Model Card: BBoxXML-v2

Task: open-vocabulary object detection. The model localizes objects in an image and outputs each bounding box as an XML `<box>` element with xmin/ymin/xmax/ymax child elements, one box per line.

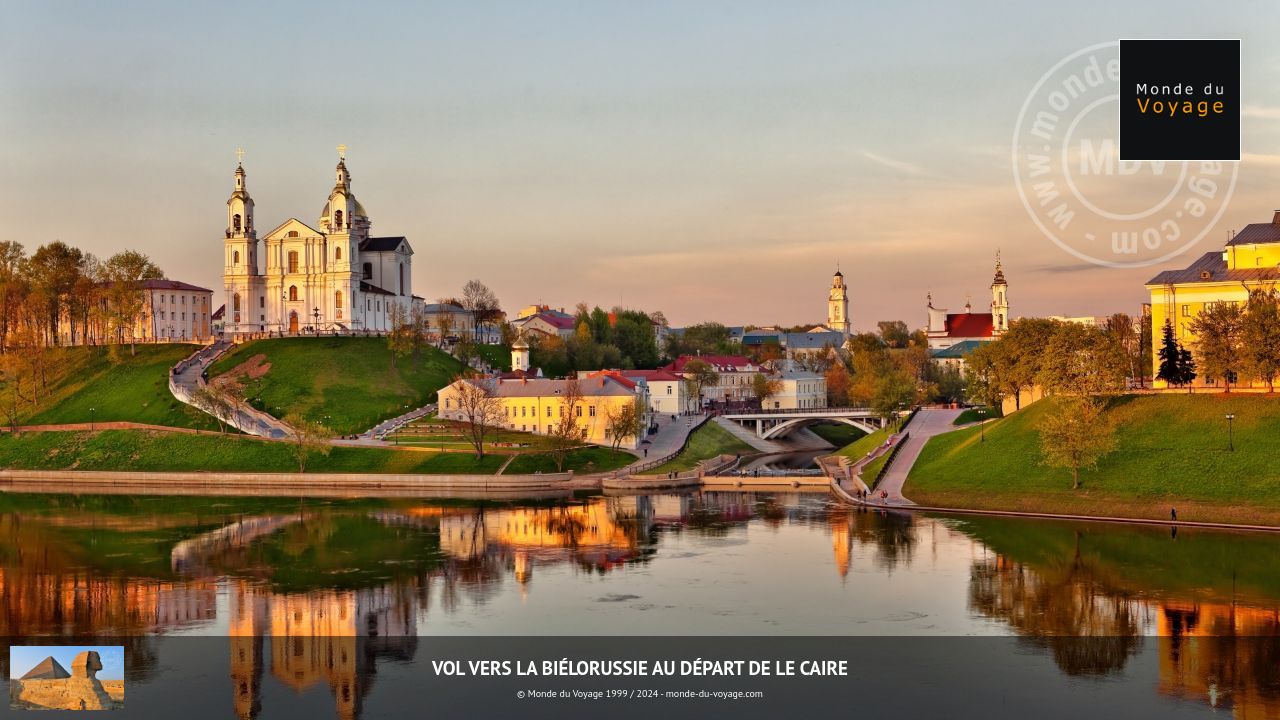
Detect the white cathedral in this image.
<box><xmin>222</xmin><ymin>150</ymin><xmax>415</xmax><ymax>336</ymax></box>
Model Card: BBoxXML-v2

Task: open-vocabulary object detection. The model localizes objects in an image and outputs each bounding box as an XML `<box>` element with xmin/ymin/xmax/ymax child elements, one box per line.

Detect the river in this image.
<box><xmin>3</xmin><ymin>489</ymin><xmax>1278</xmax><ymax>717</ymax></box>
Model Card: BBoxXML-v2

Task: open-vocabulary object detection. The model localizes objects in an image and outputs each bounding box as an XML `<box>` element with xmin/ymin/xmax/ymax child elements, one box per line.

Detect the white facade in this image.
<box><xmin>827</xmin><ymin>269</ymin><xmax>849</xmax><ymax>338</ymax></box>
<box><xmin>771</xmin><ymin>368</ymin><xmax>828</xmax><ymax>410</ymax></box>
<box><xmin>222</xmin><ymin>155</ymin><xmax>415</xmax><ymax>336</ymax></box>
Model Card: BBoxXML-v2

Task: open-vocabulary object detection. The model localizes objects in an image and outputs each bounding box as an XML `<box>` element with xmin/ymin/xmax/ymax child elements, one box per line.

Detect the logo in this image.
<box><xmin>1012</xmin><ymin>41</ymin><xmax>1238</xmax><ymax>268</ymax></box>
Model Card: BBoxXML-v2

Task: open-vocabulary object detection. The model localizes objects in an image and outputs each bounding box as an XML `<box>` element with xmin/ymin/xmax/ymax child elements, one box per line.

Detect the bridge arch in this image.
<box><xmin>760</xmin><ymin>416</ymin><xmax>881</xmax><ymax>440</ymax></box>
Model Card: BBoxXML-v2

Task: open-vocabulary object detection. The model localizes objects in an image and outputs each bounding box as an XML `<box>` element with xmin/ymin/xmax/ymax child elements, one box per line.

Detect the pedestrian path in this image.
<box><xmin>619</xmin><ymin>413</ymin><xmax>709</xmax><ymax>473</ymax></box>
<box><xmin>169</xmin><ymin>341</ymin><xmax>293</xmax><ymax>440</ymax></box>
<box><xmin>871</xmin><ymin>407</ymin><xmax>965</xmax><ymax>506</ymax></box>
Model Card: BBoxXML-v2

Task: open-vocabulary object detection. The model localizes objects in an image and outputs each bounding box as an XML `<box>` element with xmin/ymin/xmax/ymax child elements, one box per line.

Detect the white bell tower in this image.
<box><xmin>990</xmin><ymin>251</ymin><xmax>1009</xmax><ymax>335</ymax></box>
<box><xmin>827</xmin><ymin>268</ymin><xmax>850</xmax><ymax>338</ymax></box>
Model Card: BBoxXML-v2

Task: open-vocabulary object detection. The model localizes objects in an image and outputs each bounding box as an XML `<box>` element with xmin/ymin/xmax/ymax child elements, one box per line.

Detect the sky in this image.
<box><xmin>3</xmin><ymin>1</ymin><xmax>1280</xmax><ymax>329</ymax></box>
<box><xmin>10</xmin><ymin>645</ymin><xmax>125</xmax><ymax>681</ymax></box>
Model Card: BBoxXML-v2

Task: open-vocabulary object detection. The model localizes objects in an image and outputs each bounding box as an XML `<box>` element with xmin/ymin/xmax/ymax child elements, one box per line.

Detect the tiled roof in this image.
<box><xmin>621</xmin><ymin>369</ymin><xmax>683</xmax><ymax>382</ymax></box>
<box><xmin>783</xmin><ymin>331</ymin><xmax>844</xmax><ymax>349</ymax></box>
<box><xmin>359</xmin><ymin>236</ymin><xmax>408</xmax><ymax>252</ymax></box>
<box><xmin>664</xmin><ymin>355</ymin><xmax>758</xmax><ymax>373</ymax></box>
<box><xmin>140</xmin><ymin>279</ymin><xmax>213</xmax><ymax>293</ymax></box>
<box><xmin>930</xmin><ymin>339</ymin><xmax>989</xmax><ymax>359</ymax></box>
<box><xmin>360</xmin><ymin>281</ymin><xmax>395</xmax><ymax>296</ymax></box>
<box><xmin>1226</xmin><ymin>218</ymin><xmax>1280</xmax><ymax>246</ymax></box>
<box><xmin>943</xmin><ymin>313</ymin><xmax>994</xmax><ymax>339</ymax></box>
<box><xmin>211</xmin><ymin>304</ymin><xmax>225</xmax><ymax>320</ymax></box>
<box><xmin>1145</xmin><ymin>250</ymin><xmax>1280</xmax><ymax>285</ymax></box>
<box><xmin>473</xmin><ymin>375</ymin><xmax>637</xmax><ymax>398</ymax></box>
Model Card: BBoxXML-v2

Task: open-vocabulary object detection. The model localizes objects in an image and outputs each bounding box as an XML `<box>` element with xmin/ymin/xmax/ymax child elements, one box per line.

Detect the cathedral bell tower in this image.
<box><xmin>225</xmin><ymin>151</ymin><xmax>258</xmax><ymax>277</ymax></box>
<box><xmin>827</xmin><ymin>268</ymin><xmax>850</xmax><ymax>338</ymax></box>
<box><xmin>990</xmin><ymin>251</ymin><xmax>1009</xmax><ymax>335</ymax></box>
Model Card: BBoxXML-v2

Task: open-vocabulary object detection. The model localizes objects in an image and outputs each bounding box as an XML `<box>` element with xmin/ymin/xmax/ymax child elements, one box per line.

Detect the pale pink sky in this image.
<box><xmin>3</xmin><ymin>2</ymin><xmax>1279</xmax><ymax>329</ymax></box>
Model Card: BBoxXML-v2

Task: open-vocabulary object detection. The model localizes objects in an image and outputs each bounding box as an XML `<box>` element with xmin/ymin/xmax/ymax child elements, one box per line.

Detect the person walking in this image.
<box><xmin>1171</xmin><ymin>507</ymin><xmax>1177</xmax><ymax>522</ymax></box>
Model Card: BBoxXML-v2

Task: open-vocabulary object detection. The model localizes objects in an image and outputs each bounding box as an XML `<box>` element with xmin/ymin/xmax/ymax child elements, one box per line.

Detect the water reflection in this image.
<box><xmin>7</xmin><ymin>494</ymin><xmax>1280</xmax><ymax>717</ymax></box>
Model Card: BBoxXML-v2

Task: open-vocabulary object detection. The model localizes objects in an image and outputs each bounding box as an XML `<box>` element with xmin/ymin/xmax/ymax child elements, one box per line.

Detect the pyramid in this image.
<box><xmin>20</xmin><ymin>656</ymin><xmax>70</xmax><ymax>680</ymax></box>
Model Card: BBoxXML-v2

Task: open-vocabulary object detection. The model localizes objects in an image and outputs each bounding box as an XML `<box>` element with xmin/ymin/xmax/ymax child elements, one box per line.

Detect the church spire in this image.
<box><xmin>991</xmin><ymin>250</ymin><xmax>1008</xmax><ymax>335</ymax></box>
<box><xmin>227</xmin><ymin>149</ymin><xmax>254</xmax><ymax>239</ymax></box>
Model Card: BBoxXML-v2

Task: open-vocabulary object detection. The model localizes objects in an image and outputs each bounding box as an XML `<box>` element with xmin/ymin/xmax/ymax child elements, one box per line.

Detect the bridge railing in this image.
<box><xmin>722</xmin><ymin>406</ymin><xmax>876</xmax><ymax>417</ymax></box>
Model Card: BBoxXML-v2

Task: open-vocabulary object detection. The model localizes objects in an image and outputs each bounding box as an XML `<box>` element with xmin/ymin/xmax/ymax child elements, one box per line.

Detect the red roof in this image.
<box><xmin>944</xmin><ymin>313</ymin><xmax>994</xmax><ymax>339</ymax></box>
<box><xmin>664</xmin><ymin>355</ymin><xmax>757</xmax><ymax>373</ymax></box>
<box><xmin>622</xmin><ymin>369</ymin><xmax>682</xmax><ymax>382</ymax></box>
<box><xmin>582</xmin><ymin>370</ymin><xmax>638</xmax><ymax>390</ymax></box>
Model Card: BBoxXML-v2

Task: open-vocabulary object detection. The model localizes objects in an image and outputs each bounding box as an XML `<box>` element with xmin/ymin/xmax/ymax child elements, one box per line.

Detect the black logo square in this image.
<box><xmin>1119</xmin><ymin>39</ymin><xmax>1240</xmax><ymax>161</ymax></box>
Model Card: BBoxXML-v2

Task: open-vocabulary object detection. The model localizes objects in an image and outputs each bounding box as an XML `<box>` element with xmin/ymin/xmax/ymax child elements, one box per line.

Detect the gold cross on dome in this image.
<box><xmin>337</xmin><ymin>144</ymin><xmax>347</xmax><ymax>160</ymax></box>
<box><xmin>235</xmin><ymin>147</ymin><xmax>245</xmax><ymax>163</ymax></box>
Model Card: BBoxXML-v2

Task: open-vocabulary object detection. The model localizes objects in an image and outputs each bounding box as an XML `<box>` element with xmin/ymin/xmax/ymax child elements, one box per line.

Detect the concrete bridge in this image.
<box><xmin>721</xmin><ymin>407</ymin><xmax>884</xmax><ymax>439</ymax></box>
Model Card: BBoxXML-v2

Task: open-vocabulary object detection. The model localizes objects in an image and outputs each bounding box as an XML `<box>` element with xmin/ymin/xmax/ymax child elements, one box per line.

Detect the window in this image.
<box><xmin>259</xmin><ymin>296</ymin><xmax>264</xmax><ymax>308</ymax></box>
<box><xmin>232</xmin><ymin>293</ymin><xmax>241</xmax><ymax>312</ymax></box>
<box><xmin>334</xmin><ymin>290</ymin><xmax>343</xmax><ymax>309</ymax></box>
<box><xmin>289</xmin><ymin>286</ymin><xmax>298</xmax><ymax>301</ymax></box>
<box><xmin>336</xmin><ymin>246</ymin><xmax>342</xmax><ymax>261</ymax></box>
<box><xmin>589</xmin><ymin>406</ymin><xmax>596</xmax><ymax>417</ymax></box>
<box><xmin>233</xmin><ymin>250</ymin><xmax>240</xmax><ymax>265</ymax></box>
<box><xmin>575</xmin><ymin>406</ymin><xmax>582</xmax><ymax>417</ymax></box>
<box><xmin>362</xmin><ymin>262</ymin><xmax>372</xmax><ymax>280</ymax></box>
<box><xmin>546</xmin><ymin>406</ymin><xmax>552</xmax><ymax>417</ymax></box>
<box><xmin>399</xmin><ymin>263</ymin><xmax>405</xmax><ymax>295</ymax></box>
<box><xmin>288</xmin><ymin>251</ymin><xmax>299</xmax><ymax>273</ymax></box>
<box><xmin>1182</xmin><ymin>305</ymin><xmax>1190</xmax><ymax>317</ymax></box>
<box><xmin>334</xmin><ymin>209</ymin><xmax>343</xmax><ymax>228</ymax></box>
<box><xmin>232</xmin><ymin>214</ymin><xmax>241</xmax><ymax>232</ymax></box>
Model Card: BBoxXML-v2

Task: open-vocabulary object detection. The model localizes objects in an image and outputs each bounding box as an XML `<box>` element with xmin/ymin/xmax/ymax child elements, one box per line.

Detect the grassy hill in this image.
<box><xmin>207</xmin><ymin>337</ymin><xmax>462</xmax><ymax>435</ymax></box>
<box><xmin>19</xmin><ymin>344</ymin><xmax>217</xmax><ymax>430</ymax></box>
<box><xmin>649</xmin><ymin>421</ymin><xmax>755</xmax><ymax>473</ymax></box>
<box><xmin>909</xmin><ymin>394</ymin><xmax>1280</xmax><ymax>525</ymax></box>
<box><xmin>0</xmin><ymin>430</ymin><xmax>506</xmax><ymax>474</ymax></box>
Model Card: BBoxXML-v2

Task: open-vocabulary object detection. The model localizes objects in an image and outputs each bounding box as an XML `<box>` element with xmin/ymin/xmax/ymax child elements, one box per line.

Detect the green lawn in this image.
<box><xmin>207</xmin><ymin>337</ymin><xmax>462</xmax><ymax>434</ymax></box>
<box><xmin>20</xmin><ymin>344</ymin><xmax>219</xmax><ymax>430</ymax></box>
<box><xmin>834</xmin><ymin>426</ymin><xmax>890</xmax><ymax>460</ymax></box>
<box><xmin>470</xmin><ymin>343</ymin><xmax>511</xmax><ymax>372</ymax></box>
<box><xmin>909</xmin><ymin>394</ymin><xmax>1280</xmax><ymax>525</ymax></box>
<box><xmin>0</xmin><ymin>430</ymin><xmax>505</xmax><ymax>474</ymax></box>
<box><xmin>503</xmin><ymin>446</ymin><xmax>633</xmax><ymax>474</ymax></box>
<box><xmin>809</xmin><ymin>422</ymin><xmax>866</xmax><ymax>447</ymax></box>
<box><xmin>861</xmin><ymin>451</ymin><xmax>891</xmax><ymax>486</ymax></box>
<box><xmin>953</xmin><ymin>406</ymin><xmax>1000</xmax><ymax>425</ymax></box>
<box><xmin>648</xmin><ymin>421</ymin><xmax>755</xmax><ymax>473</ymax></box>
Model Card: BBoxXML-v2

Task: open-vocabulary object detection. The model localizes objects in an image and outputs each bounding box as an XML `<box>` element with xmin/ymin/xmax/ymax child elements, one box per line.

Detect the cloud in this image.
<box><xmin>860</xmin><ymin>150</ymin><xmax>932</xmax><ymax>177</ymax></box>
<box><xmin>1244</xmin><ymin>105</ymin><xmax>1280</xmax><ymax>120</ymax></box>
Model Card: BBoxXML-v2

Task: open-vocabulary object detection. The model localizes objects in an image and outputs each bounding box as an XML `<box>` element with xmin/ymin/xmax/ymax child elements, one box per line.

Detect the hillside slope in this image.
<box><xmin>207</xmin><ymin>337</ymin><xmax>462</xmax><ymax>435</ymax></box>
<box><xmin>909</xmin><ymin>394</ymin><xmax>1280</xmax><ymax>524</ymax></box>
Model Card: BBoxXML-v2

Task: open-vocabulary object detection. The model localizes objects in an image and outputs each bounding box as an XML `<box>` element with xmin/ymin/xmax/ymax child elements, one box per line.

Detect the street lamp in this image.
<box><xmin>1226</xmin><ymin>413</ymin><xmax>1236</xmax><ymax>452</ymax></box>
<box><xmin>312</xmin><ymin>307</ymin><xmax>321</xmax><ymax>333</ymax></box>
<box><xmin>978</xmin><ymin>408</ymin><xmax>987</xmax><ymax>443</ymax></box>
<box><xmin>89</xmin><ymin>407</ymin><xmax>95</xmax><ymax>432</ymax></box>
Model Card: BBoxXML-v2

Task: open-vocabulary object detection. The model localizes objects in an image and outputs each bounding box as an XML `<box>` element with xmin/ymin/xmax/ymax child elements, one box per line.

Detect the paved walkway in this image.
<box><xmin>170</xmin><ymin>342</ymin><xmax>292</xmax><ymax>440</ymax></box>
<box><xmin>874</xmin><ymin>407</ymin><xmax>965</xmax><ymax>506</ymax></box>
<box><xmin>620</xmin><ymin>413</ymin><xmax>708</xmax><ymax>473</ymax></box>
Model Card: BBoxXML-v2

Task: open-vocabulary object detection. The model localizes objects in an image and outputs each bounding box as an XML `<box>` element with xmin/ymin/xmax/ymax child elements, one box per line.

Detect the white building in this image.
<box><xmin>771</xmin><ymin>364</ymin><xmax>828</xmax><ymax>410</ymax></box>
<box><xmin>223</xmin><ymin>150</ymin><xmax>415</xmax><ymax>337</ymax></box>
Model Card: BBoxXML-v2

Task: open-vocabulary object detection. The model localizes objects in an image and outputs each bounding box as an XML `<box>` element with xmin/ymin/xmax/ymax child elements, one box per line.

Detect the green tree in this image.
<box><xmin>1241</xmin><ymin>288</ymin><xmax>1280</xmax><ymax>391</ymax></box>
<box><xmin>1189</xmin><ymin>301</ymin><xmax>1245</xmax><ymax>391</ymax></box>
<box><xmin>1037</xmin><ymin>322</ymin><xmax>1127</xmax><ymax>397</ymax></box>
<box><xmin>1156</xmin><ymin>318</ymin><xmax>1181</xmax><ymax>386</ymax></box>
<box><xmin>284</xmin><ymin>412</ymin><xmax>332</xmax><ymax>472</ymax></box>
<box><xmin>102</xmin><ymin>250</ymin><xmax>164</xmax><ymax>353</ymax></box>
<box><xmin>681</xmin><ymin>359</ymin><xmax>719</xmax><ymax>412</ymax></box>
<box><xmin>1038</xmin><ymin>396</ymin><xmax>1115</xmax><ymax>490</ymax></box>
<box><xmin>877</xmin><ymin>320</ymin><xmax>910</xmax><ymax>348</ymax></box>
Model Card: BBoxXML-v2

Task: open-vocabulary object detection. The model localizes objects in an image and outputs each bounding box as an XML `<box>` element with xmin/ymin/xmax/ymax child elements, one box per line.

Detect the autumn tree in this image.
<box><xmin>1241</xmin><ymin>288</ymin><xmax>1280</xmax><ymax>391</ymax></box>
<box><xmin>824</xmin><ymin>362</ymin><xmax>851</xmax><ymax>406</ymax></box>
<box><xmin>284</xmin><ymin>412</ymin><xmax>332</xmax><ymax>472</ymax></box>
<box><xmin>102</xmin><ymin>250</ymin><xmax>163</xmax><ymax>354</ymax></box>
<box><xmin>1190</xmin><ymin>301</ymin><xmax>1245</xmax><ymax>391</ymax></box>
<box><xmin>452</xmin><ymin>375</ymin><xmax>504</xmax><ymax>458</ymax></box>
<box><xmin>749</xmin><ymin>372</ymin><xmax>783</xmax><ymax>406</ymax></box>
<box><xmin>460</xmin><ymin>279</ymin><xmax>503</xmax><ymax>326</ymax></box>
<box><xmin>604</xmin><ymin>397</ymin><xmax>644</xmax><ymax>451</ymax></box>
<box><xmin>1039</xmin><ymin>396</ymin><xmax>1115</xmax><ymax>489</ymax></box>
<box><xmin>1037</xmin><ymin>322</ymin><xmax>1127</xmax><ymax>397</ymax></box>
<box><xmin>547</xmin><ymin>376</ymin><xmax>585</xmax><ymax>471</ymax></box>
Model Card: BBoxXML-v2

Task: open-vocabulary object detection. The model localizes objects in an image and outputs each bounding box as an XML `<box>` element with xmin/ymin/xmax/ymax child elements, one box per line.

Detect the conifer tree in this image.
<box><xmin>1156</xmin><ymin>319</ymin><xmax>1181</xmax><ymax>385</ymax></box>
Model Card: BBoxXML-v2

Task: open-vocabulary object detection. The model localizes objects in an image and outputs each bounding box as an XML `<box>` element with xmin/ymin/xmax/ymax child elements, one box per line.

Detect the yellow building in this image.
<box><xmin>1145</xmin><ymin>210</ymin><xmax>1280</xmax><ymax>389</ymax></box>
<box><xmin>437</xmin><ymin>372</ymin><xmax>648</xmax><ymax>450</ymax></box>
